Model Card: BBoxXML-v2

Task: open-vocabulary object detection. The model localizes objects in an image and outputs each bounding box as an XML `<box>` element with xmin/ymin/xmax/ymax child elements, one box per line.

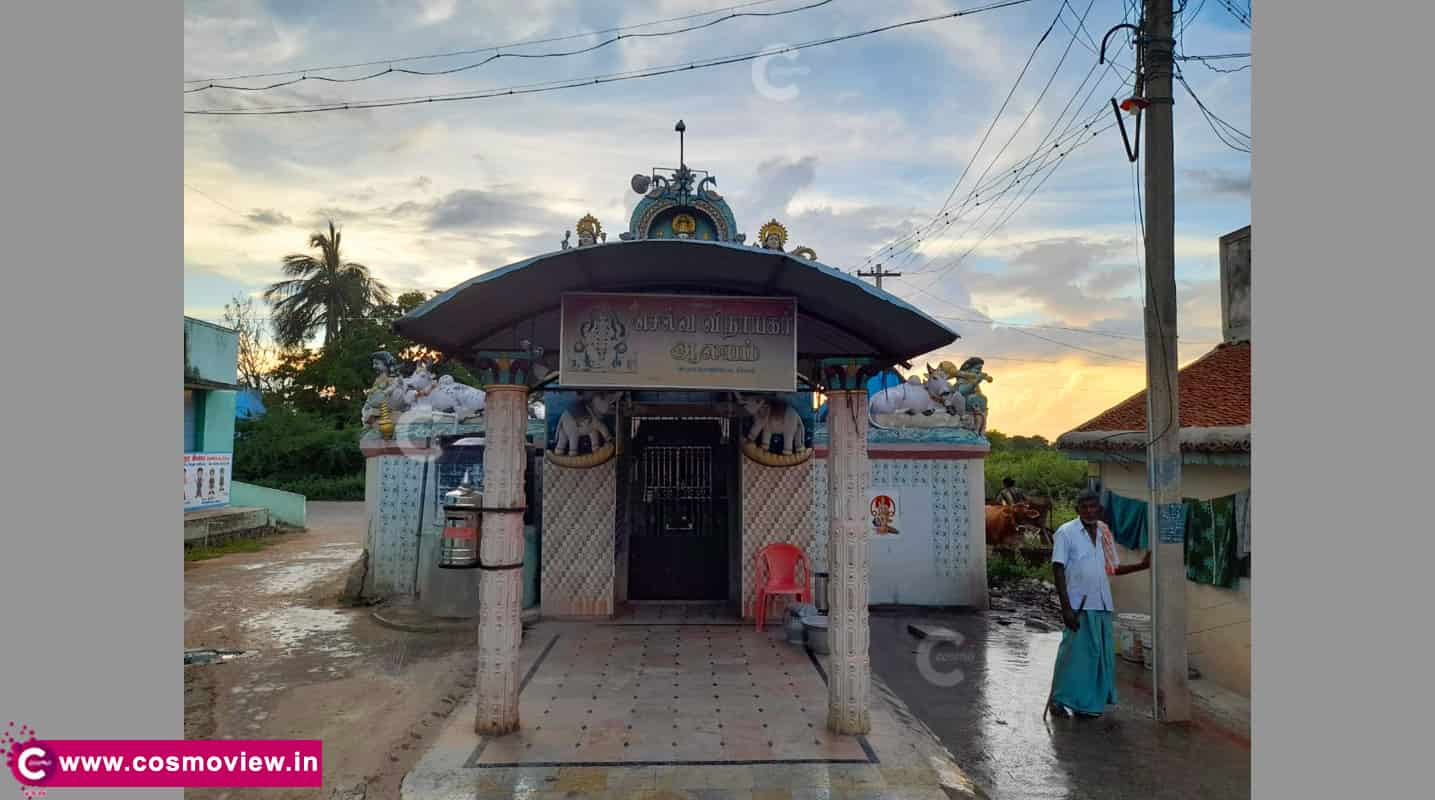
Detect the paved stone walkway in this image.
<box><xmin>403</xmin><ymin>621</ymin><xmax>983</xmax><ymax>799</ymax></box>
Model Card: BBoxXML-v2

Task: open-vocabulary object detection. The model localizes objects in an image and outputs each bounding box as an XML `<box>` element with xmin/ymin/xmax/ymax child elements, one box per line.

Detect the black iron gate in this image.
<box><xmin>625</xmin><ymin>419</ymin><xmax>731</xmax><ymax>601</ymax></box>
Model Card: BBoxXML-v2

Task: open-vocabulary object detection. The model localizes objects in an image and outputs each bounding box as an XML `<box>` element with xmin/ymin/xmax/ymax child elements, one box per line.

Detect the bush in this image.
<box><xmin>246</xmin><ymin>474</ymin><xmax>366</xmax><ymax>501</ymax></box>
<box><xmin>984</xmin><ymin>449</ymin><xmax>1088</xmax><ymax>503</ymax></box>
<box><xmin>988</xmin><ymin>549</ymin><xmax>1054</xmax><ymax>585</ymax></box>
<box><xmin>234</xmin><ymin>405</ymin><xmax>364</xmax><ymax>485</ymax></box>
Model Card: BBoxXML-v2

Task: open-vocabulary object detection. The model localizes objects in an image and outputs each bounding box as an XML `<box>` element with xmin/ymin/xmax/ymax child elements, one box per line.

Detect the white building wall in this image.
<box><xmin>812</xmin><ymin>455</ymin><xmax>987</xmax><ymax>607</ymax></box>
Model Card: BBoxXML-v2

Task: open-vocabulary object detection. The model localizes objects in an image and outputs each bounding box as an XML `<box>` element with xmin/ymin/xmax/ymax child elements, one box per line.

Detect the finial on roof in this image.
<box><xmin>758</xmin><ymin>219</ymin><xmax>788</xmax><ymax>250</ymax></box>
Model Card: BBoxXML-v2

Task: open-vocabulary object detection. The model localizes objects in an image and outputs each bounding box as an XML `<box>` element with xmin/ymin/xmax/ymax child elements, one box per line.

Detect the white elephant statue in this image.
<box><xmin>552</xmin><ymin>391</ymin><xmax>621</xmax><ymax>456</ymax></box>
<box><xmin>868</xmin><ymin>367</ymin><xmax>950</xmax><ymax>415</ymax></box>
<box><xmin>735</xmin><ymin>392</ymin><xmax>807</xmax><ymax>455</ymax></box>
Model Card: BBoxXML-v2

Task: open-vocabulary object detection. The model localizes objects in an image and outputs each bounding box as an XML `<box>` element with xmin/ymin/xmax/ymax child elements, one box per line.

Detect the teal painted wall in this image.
<box><xmin>197</xmin><ymin>390</ymin><xmax>236</xmax><ymax>454</ymax></box>
<box><xmin>184</xmin><ymin>317</ymin><xmax>239</xmax><ymax>386</ymax></box>
<box><xmin>231</xmin><ymin>481</ymin><xmax>307</xmax><ymax>527</ymax></box>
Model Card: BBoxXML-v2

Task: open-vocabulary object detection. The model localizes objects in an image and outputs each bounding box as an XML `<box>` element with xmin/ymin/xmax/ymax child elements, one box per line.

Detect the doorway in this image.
<box><xmin>623</xmin><ymin>418</ymin><xmax>735</xmax><ymax>601</ymax></box>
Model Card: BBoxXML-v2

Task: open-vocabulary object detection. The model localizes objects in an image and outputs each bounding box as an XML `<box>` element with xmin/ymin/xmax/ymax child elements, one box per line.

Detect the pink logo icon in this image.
<box><xmin>3</xmin><ymin>722</ymin><xmax>49</xmax><ymax>798</ymax></box>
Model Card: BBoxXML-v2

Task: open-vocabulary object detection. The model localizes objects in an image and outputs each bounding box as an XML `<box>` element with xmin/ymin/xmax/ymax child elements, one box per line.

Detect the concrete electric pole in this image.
<box><xmin>1141</xmin><ymin>0</ymin><xmax>1191</xmax><ymax>723</ymax></box>
<box><xmin>856</xmin><ymin>263</ymin><xmax>902</xmax><ymax>291</ymax></box>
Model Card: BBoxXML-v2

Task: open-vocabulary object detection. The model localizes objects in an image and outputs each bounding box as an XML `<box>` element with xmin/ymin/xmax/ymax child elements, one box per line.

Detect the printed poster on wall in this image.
<box><xmin>184</xmin><ymin>452</ymin><xmax>232</xmax><ymax>511</ymax></box>
<box><xmin>868</xmin><ymin>488</ymin><xmax>901</xmax><ymax>537</ymax></box>
<box><xmin>559</xmin><ymin>292</ymin><xmax>797</xmax><ymax>392</ymax></box>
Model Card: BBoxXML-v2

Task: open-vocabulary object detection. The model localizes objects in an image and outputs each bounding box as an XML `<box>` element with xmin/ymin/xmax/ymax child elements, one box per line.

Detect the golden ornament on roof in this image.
<box><xmin>672</xmin><ymin>213</ymin><xmax>697</xmax><ymax>236</ymax></box>
<box><xmin>758</xmin><ymin>218</ymin><xmax>788</xmax><ymax>249</ymax></box>
<box><xmin>576</xmin><ymin>213</ymin><xmax>602</xmax><ymax>236</ymax></box>
<box><xmin>791</xmin><ymin>246</ymin><xmax>817</xmax><ymax>261</ymax></box>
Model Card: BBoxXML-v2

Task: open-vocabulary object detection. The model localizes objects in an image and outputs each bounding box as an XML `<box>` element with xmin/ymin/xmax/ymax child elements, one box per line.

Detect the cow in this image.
<box><xmin>986</xmin><ymin>503</ymin><xmax>1043</xmax><ymax>548</ymax></box>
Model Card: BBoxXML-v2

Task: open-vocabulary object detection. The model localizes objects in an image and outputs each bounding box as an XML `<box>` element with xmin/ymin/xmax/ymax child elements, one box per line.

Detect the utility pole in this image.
<box><xmin>856</xmin><ymin>263</ymin><xmax>902</xmax><ymax>291</ymax></box>
<box><xmin>1141</xmin><ymin>0</ymin><xmax>1191</xmax><ymax>723</ymax></box>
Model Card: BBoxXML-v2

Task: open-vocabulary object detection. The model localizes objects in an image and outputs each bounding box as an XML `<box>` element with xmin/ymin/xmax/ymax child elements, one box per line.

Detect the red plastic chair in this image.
<box><xmin>752</xmin><ymin>543</ymin><xmax>812</xmax><ymax>632</ymax></box>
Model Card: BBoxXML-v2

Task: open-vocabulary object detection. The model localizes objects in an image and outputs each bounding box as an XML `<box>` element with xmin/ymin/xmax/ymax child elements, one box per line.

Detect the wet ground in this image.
<box><xmin>869</xmin><ymin>608</ymin><xmax>1251</xmax><ymax>800</ymax></box>
<box><xmin>184</xmin><ymin>502</ymin><xmax>477</xmax><ymax>800</ymax></box>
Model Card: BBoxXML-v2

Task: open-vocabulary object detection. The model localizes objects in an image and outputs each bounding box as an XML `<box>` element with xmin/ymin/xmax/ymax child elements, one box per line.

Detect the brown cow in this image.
<box><xmin>986</xmin><ymin>503</ymin><xmax>1042</xmax><ymax>548</ymax></box>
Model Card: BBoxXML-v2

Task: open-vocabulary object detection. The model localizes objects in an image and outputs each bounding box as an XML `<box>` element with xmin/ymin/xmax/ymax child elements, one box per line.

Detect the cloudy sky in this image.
<box><xmin>184</xmin><ymin>0</ymin><xmax>1251</xmax><ymax>439</ymax></box>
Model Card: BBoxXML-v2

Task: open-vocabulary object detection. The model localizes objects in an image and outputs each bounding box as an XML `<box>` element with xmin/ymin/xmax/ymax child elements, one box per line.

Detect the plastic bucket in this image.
<box><xmin>802</xmin><ymin>615</ymin><xmax>830</xmax><ymax>655</ymax></box>
<box><xmin>1116</xmin><ymin>613</ymin><xmax>1151</xmax><ymax>664</ymax></box>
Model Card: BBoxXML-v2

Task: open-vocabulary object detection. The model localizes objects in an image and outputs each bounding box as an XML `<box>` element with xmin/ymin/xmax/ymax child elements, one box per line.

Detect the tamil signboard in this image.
<box><xmin>559</xmin><ymin>292</ymin><xmax>797</xmax><ymax>392</ymax></box>
<box><xmin>185</xmin><ymin>452</ymin><xmax>232</xmax><ymax>511</ymax></box>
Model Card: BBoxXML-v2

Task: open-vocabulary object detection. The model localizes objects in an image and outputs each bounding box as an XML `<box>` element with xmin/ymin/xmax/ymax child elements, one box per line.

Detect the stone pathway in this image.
<box><xmin>403</xmin><ymin>621</ymin><xmax>983</xmax><ymax>799</ymax></box>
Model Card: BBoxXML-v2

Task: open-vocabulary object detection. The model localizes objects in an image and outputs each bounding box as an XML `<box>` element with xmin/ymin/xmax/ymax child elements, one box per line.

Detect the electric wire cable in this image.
<box><xmin>184</xmin><ymin>0</ymin><xmax>837</xmax><ymax>94</ymax></box>
<box><xmin>184</xmin><ymin>0</ymin><xmax>789</xmax><ymax>83</ymax></box>
<box><xmin>184</xmin><ymin>0</ymin><xmax>1036</xmax><ymax>115</ymax></box>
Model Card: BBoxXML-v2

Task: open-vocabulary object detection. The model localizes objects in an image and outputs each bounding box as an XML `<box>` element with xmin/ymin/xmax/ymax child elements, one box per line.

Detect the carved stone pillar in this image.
<box><xmin>821</xmin><ymin>359</ymin><xmax>877</xmax><ymax>735</ymax></box>
<box><xmin>472</xmin><ymin>354</ymin><xmax>534</xmax><ymax>737</ymax></box>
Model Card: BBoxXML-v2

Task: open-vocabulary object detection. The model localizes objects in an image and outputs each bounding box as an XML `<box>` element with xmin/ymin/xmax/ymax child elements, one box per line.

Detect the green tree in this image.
<box><xmin>267</xmin><ymin>291</ymin><xmax>480</xmax><ymax>427</ymax></box>
<box><xmin>264</xmin><ymin>221</ymin><xmax>392</xmax><ymax>348</ymax></box>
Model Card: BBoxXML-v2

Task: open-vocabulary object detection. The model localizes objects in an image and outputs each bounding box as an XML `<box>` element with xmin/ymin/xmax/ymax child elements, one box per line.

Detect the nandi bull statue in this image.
<box><xmin>361</xmin><ymin>351</ymin><xmax>411</xmax><ymax>432</ymax></box>
<box><xmin>404</xmin><ymin>361</ymin><xmax>486</xmax><ymax>421</ymax></box>
<box><xmin>868</xmin><ymin>365</ymin><xmax>951</xmax><ymax>415</ymax></box>
<box><xmin>551</xmin><ymin>391</ymin><xmax>622</xmax><ymax>456</ymax></box>
<box><xmin>733</xmin><ymin>392</ymin><xmax>808</xmax><ymax>456</ymax></box>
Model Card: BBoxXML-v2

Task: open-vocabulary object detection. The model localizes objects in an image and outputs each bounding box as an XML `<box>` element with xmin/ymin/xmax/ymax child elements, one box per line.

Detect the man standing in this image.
<box><xmin>1049</xmin><ymin>489</ymin><xmax>1151</xmax><ymax>717</ymax></box>
<box><xmin>997</xmin><ymin>477</ymin><xmax>1026</xmax><ymax>506</ymax></box>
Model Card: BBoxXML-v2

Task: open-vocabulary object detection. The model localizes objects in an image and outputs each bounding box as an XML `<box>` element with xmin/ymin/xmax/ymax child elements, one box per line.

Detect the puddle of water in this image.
<box><xmin>185</xmin><ymin>648</ymin><xmax>251</xmax><ymax>666</ymax></box>
<box><xmin>249</xmin><ymin>548</ymin><xmax>362</xmax><ymax>595</ymax></box>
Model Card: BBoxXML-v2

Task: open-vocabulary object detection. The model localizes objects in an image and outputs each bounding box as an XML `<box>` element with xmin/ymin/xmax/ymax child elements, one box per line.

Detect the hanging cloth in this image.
<box><xmin>1102</xmin><ymin>490</ymin><xmax>1150</xmax><ymax>550</ymax></box>
<box><xmin>1184</xmin><ymin>494</ymin><xmax>1240</xmax><ymax>588</ymax></box>
<box><xmin>1233</xmin><ymin>490</ymin><xmax>1251</xmax><ymax>558</ymax></box>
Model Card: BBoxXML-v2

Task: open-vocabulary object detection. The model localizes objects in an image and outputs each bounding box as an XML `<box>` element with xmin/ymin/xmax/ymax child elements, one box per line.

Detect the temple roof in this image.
<box><xmin>394</xmin><ymin>238</ymin><xmax>958</xmax><ymax>366</ymax></box>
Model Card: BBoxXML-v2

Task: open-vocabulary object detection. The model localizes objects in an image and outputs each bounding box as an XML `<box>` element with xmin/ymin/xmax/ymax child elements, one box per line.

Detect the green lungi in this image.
<box><xmin>1051</xmin><ymin>610</ymin><xmax>1118</xmax><ymax>715</ymax></box>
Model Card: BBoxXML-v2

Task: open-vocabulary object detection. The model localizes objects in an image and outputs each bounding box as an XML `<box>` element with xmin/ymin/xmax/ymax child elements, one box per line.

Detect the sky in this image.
<box><xmin>183</xmin><ymin>0</ymin><xmax>1251</xmax><ymax>439</ymax></box>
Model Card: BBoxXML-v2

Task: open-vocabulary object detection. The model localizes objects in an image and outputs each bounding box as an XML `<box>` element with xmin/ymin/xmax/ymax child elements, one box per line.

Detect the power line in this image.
<box><xmin>1175</xmin><ymin>68</ymin><xmax>1250</xmax><ymax>152</ymax></box>
<box><xmin>183</xmin><ymin>0</ymin><xmax>788</xmax><ymax>83</ymax></box>
<box><xmin>1215</xmin><ymin>0</ymin><xmax>1251</xmax><ymax>28</ymax></box>
<box><xmin>184</xmin><ymin>0</ymin><xmax>1036</xmax><ymax>116</ymax></box>
<box><xmin>931</xmin><ymin>311</ymin><xmax>1220</xmax><ymax>344</ymax></box>
<box><xmin>872</xmin><ymin>6</ymin><xmax>1140</xmax><ymax>275</ymax></box>
<box><xmin>185</xmin><ymin>0</ymin><xmax>836</xmax><ymax>94</ymax></box>
<box><xmin>857</xmin><ymin>0</ymin><xmax>1075</xmax><ymax>271</ymax></box>
<box><xmin>184</xmin><ymin>182</ymin><xmax>243</xmax><ymax>215</ymax></box>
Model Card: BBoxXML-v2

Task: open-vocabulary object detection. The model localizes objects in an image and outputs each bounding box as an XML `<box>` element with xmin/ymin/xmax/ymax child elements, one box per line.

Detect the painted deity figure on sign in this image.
<box><xmin>572</xmin><ymin>306</ymin><xmax>628</xmax><ymax>370</ymax></box>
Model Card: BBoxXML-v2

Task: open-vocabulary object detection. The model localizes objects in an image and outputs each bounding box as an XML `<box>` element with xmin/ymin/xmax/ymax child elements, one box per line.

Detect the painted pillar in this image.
<box><xmin>472</xmin><ymin>354</ymin><xmax>534</xmax><ymax>737</ymax></box>
<box><xmin>821</xmin><ymin>359</ymin><xmax>876</xmax><ymax>735</ymax></box>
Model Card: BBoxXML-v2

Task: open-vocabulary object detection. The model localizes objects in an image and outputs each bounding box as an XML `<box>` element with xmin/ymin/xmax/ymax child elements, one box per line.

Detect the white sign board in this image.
<box><xmin>184</xmin><ymin>452</ymin><xmax>232</xmax><ymax>511</ymax></box>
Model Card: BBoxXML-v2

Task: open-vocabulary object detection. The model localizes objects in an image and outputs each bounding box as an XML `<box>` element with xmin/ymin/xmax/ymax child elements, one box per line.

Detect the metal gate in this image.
<box><xmin>626</xmin><ymin>420</ymin><xmax>730</xmax><ymax>601</ymax></box>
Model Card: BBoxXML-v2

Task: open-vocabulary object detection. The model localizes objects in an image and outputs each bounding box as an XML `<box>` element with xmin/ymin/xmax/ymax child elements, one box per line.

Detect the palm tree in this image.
<box><xmin>264</xmin><ymin>221</ymin><xmax>392</xmax><ymax>349</ymax></box>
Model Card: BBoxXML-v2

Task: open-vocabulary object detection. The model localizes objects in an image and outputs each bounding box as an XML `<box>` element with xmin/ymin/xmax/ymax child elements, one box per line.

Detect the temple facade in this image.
<box><xmin>360</xmin><ymin>134</ymin><xmax>992</xmax><ymax>735</ymax></box>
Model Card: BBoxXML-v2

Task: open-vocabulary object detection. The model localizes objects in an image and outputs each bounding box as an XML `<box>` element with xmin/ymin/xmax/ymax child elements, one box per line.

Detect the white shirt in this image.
<box><xmin>1051</xmin><ymin>519</ymin><xmax>1117</xmax><ymax>612</ymax></box>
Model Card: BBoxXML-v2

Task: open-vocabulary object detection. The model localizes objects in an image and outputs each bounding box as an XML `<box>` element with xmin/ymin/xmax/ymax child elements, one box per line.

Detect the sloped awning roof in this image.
<box><xmin>1055</xmin><ymin>341</ymin><xmax>1251</xmax><ymax>454</ymax></box>
<box><xmin>394</xmin><ymin>239</ymin><xmax>958</xmax><ymax>364</ymax></box>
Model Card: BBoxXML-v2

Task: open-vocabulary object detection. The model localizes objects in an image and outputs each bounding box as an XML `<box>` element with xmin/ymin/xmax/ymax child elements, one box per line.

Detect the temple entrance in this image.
<box><xmin>623</xmin><ymin>418</ymin><xmax>735</xmax><ymax>602</ymax></box>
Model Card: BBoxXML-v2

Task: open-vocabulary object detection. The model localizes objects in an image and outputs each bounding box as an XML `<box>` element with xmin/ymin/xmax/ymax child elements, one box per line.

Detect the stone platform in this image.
<box><xmin>403</xmin><ymin>620</ymin><xmax>983</xmax><ymax>799</ymax></box>
<box><xmin>182</xmin><ymin>506</ymin><xmax>271</xmax><ymax>545</ymax></box>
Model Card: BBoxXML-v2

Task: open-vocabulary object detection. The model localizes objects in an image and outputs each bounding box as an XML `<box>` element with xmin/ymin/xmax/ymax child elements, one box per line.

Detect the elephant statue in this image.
<box><xmin>552</xmin><ymin>391</ymin><xmax>621</xmax><ymax>456</ymax></box>
<box><xmin>734</xmin><ymin>392</ymin><xmax>807</xmax><ymax>455</ymax></box>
